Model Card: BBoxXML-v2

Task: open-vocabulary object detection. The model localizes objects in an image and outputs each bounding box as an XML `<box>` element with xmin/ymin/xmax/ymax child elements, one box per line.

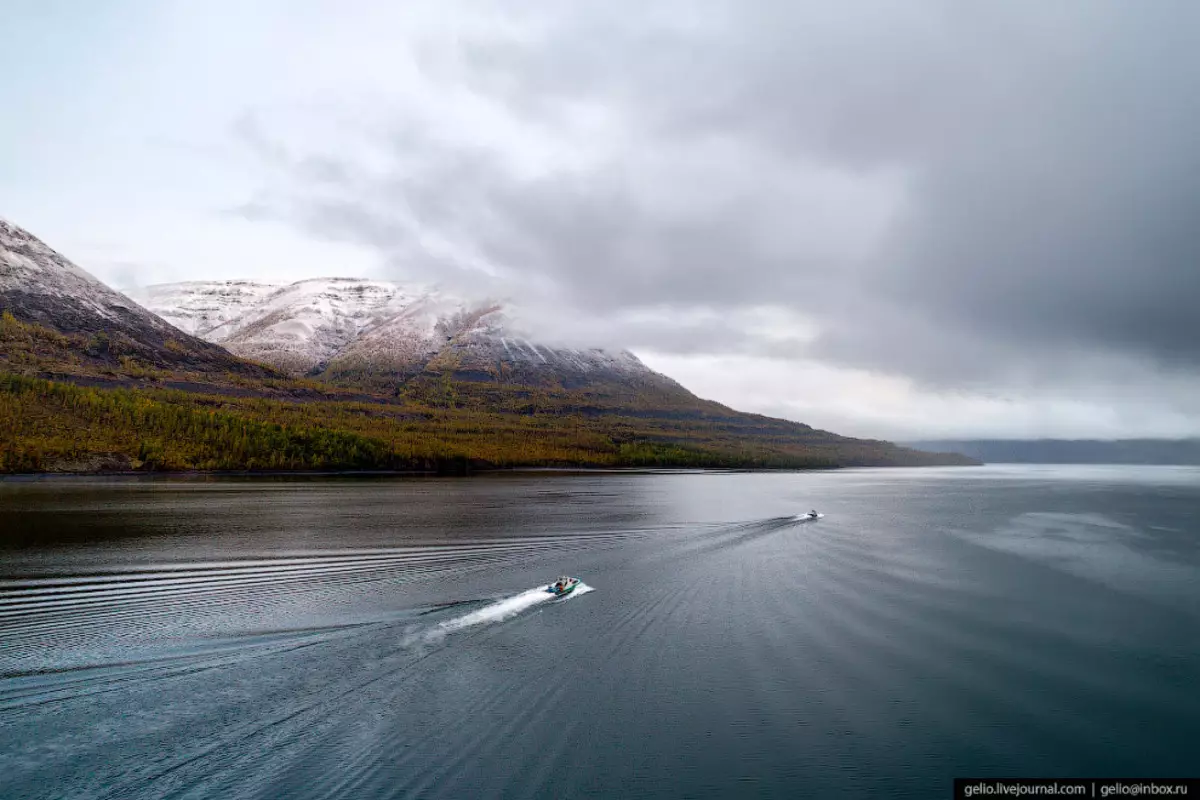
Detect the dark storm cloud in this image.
<box><xmin>241</xmin><ymin>0</ymin><xmax>1200</xmax><ymax>389</ymax></box>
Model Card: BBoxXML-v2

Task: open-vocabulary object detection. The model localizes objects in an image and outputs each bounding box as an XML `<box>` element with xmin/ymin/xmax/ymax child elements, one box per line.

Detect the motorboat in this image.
<box><xmin>547</xmin><ymin>576</ymin><xmax>580</xmax><ymax>597</ymax></box>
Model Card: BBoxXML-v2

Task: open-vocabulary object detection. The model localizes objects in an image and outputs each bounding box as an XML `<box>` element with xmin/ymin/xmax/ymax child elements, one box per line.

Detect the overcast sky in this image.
<box><xmin>5</xmin><ymin>0</ymin><xmax>1200</xmax><ymax>441</ymax></box>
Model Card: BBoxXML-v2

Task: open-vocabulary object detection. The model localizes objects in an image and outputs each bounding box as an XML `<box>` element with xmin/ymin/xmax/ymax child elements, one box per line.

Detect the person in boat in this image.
<box><xmin>809</xmin><ymin>510</ymin><xmax>818</xmax><ymax>518</ymax></box>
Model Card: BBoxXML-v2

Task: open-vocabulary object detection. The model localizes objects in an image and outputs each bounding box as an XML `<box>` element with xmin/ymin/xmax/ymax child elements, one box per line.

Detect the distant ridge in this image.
<box><xmin>905</xmin><ymin>439</ymin><xmax>1200</xmax><ymax>465</ymax></box>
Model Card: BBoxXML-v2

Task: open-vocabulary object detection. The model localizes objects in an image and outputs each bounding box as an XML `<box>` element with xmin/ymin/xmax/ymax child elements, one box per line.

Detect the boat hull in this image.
<box><xmin>548</xmin><ymin>579</ymin><xmax>580</xmax><ymax>597</ymax></box>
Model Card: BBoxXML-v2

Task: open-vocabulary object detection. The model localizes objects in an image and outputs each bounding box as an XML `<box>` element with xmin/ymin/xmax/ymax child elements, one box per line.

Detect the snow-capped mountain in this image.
<box><xmin>1</xmin><ymin>213</ymin><xmax>672</xmax><ymax>390</ymax></box>
<box><xmin>132</xmin><ymin>279</ymin><xmax>429</xmax><ymax>373</ymax></box>
<box><xmin>2</xmin><ymin>217</ymin><xmax>178</xmax><ymax>336</ymax></box>
<box><xmin>0</xmin><ymin>218</ymin><xmax>257</xmax><ymax>371</ymax></box>
<box><xmin>133</xmin><ymin>280</ymin><xmax>281</xmax><ymax>338</ymax></box>
<box><xmin>132</xmin><ymin>278</ymin><xmax>672</xmax><ymax>388</ymax></box>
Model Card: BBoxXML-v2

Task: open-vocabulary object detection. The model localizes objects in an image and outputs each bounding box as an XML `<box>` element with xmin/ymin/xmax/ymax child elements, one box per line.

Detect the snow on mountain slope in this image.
<box><xmin>220</xmin><ymin>279</ymin><xmax>440</xmax><ymax>372</ymax></box>
<box><xmin>0</xmin><ymin>218</ymin><xmax>270</xmax><ymax>373</ymax></box>
<box><xmin>136</xmin><ymin>277</ymin><xmax>671</xmax><ymax>386</ymax></box>
<box><xmin>329</xmin><ymin>289</ymin><xmax>490</xmax><ymax>369</ymax></box>
<box><xmin>129</xmin><ymin>281</ymin><xmax>281</xmax><ymax>337</ymax></box>
<box><xmin>2</xmin><ymin>217</ymin><xmax>174</xmax><ymax>333</ymax></box>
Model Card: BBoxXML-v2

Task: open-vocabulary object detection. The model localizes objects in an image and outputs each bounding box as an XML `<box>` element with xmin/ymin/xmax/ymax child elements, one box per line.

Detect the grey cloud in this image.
<box><xmin>231</xmin><ymin>112</ymin><xmax>291</xmax><ymax>166</ymax></box>
<box><xmin>244</xmin><ymin>128</ymin><xmax>850</xmax><ymax>313</ymax></box>
<box><xmin>240</xmin><ymin>0</ymin><xmax>1200</xmax><ymax>396</ymax></box>
<box><xmin>454</xmin><ymin>1</ymin><xmax>1200</xmax><ymax>377</ymax></box>
<box><xmin>100</xmin><ymin>261</ymin><xmax>161</xmax><ymax>293</ymax></box>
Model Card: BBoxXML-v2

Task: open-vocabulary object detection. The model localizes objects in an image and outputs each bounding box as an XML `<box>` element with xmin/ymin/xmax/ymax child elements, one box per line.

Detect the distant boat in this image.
<box><xmin>798</xmin><ymin>512</ymin><xmax>824</xmax><ymax>521</ymax></box>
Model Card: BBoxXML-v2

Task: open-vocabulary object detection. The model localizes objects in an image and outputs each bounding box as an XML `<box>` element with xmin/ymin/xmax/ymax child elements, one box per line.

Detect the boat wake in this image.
<box><xmin>409</xmin><ymin>582</ymin><xmax>595</xmax><ymax>645</ymax></box>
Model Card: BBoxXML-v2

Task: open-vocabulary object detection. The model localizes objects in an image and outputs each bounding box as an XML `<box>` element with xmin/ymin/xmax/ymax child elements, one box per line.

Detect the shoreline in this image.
<box><xmin>0</xmin><ymin>463</ymin><xmax>998</xmax><ymax>481</ymax></box>
<box><xmin>0</xmin><ymin>461</ymin><xmax>1006</xmax><ymax>481</ymax></box>
<box><xmin>0</xmin><ymin>465</ymin><xmax>842</xmax><ymax>480</ymax></box>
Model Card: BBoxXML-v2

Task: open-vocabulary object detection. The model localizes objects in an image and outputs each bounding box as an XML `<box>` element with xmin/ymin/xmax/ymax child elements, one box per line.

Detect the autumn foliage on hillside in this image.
<box><xmin>0</xmin><ymin>314</ymin><xmax>976</xmax><ymax>473</ymax></box>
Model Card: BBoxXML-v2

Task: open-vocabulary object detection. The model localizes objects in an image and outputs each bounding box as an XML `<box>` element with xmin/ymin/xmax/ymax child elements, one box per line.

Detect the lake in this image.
<box><xmin>1</xmin><ymin>466</ymin><xmax>1198</xmax><ymax>799</ymax></box>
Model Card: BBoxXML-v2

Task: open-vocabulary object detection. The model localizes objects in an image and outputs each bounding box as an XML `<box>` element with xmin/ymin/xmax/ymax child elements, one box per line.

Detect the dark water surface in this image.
<box><xmin>1</xmin><ymin>466</ymin><xmax>1198</xmax><ymax>799</ymax></box>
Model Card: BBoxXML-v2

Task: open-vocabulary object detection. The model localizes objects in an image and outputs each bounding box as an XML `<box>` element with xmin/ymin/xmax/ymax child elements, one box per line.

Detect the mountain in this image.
<box><xmin>906</xmin><ymin>439</ymin><xmax>1200</xmax><ymax>465</ymax></box>
<box><xmin>130</xmin><ymin>278</ymin><xmax>681</xmax><ymax>392</ymax></box>
<box><xmin>0</xmin><ymin>217</ymin><xmax>976</xmax><ymax>472</ymax></box>
<box><xmin>132</xmin><ymin>279</ymin><xmax>420</xmax><ymax>373</ymax></box>
<box><xmin>0</xmin><ymin>219</ymin><xmax>272</xmax><ymax>379</ymax></box>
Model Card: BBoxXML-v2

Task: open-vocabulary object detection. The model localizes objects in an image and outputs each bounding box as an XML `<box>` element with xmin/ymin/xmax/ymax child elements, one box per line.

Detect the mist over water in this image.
<box><xmin>1</xmin><ymin>467</ymin><xmax>1198</xmax><ymax>799</ymax></box>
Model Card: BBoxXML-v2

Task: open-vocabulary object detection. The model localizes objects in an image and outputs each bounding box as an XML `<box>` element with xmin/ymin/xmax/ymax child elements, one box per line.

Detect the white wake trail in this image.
<box><xmin>438</xmin><ymin>587</ymin><xmax>552</xmax><ymax>633</ymax></box>
<box><xmin>408</xmin><ymin>582</ymin><xmax>594</xmax><ymax>646</ymax></box>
